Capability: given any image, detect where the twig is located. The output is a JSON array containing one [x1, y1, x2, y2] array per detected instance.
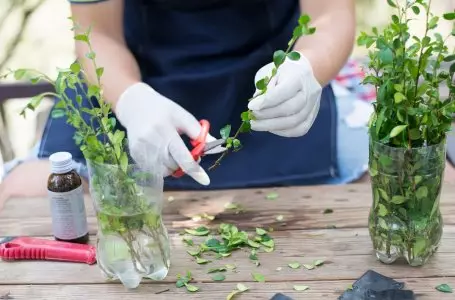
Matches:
[[155, 288, 170, 294], [0, 0, 47, 71]]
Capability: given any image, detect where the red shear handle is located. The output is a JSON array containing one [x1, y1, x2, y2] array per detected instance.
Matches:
[[0, 237, 96, 265], [172, 119, 210, 178]]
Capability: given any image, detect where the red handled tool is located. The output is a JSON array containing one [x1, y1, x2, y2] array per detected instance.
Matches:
[[0, 236, 96, 265], [172, 119, 226, 178]]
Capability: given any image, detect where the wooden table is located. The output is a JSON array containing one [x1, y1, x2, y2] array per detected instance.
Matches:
[[1, 183, 454, 299]]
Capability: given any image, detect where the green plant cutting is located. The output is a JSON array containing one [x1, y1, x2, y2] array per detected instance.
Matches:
[[1, 18, 170, 287], [357, 0, 455, 266], [208, 14, 316, 170]]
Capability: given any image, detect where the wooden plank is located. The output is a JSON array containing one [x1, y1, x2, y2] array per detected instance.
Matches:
[[2, 227, 455, 284], [2, 183, 455, 235], [0, 278, 454, 300]]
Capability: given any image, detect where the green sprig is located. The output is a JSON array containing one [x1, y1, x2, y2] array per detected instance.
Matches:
[[208, 14, 316, 170]]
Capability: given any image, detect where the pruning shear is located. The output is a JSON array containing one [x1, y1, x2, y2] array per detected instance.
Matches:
[[172, 119, 226, 178]]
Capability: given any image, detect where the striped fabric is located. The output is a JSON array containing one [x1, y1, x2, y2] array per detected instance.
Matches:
[[334, 59, 376, 103]]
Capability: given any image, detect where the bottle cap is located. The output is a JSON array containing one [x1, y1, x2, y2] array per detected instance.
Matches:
[[49, 152, 74, 174]]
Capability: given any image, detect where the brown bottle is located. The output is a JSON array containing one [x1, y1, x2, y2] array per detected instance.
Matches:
[[47, 152, 89, 244]]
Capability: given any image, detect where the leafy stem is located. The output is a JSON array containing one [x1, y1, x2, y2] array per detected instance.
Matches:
[[208, 14, 316, 170]]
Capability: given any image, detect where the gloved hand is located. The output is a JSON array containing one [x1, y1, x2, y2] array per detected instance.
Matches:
[[115, 82, 223, 185], [248, 52, 322, 137]]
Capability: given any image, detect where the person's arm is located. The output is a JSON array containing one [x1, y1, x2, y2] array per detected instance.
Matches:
[[295, 0, 356, 86], [70, 0, 140, 111]]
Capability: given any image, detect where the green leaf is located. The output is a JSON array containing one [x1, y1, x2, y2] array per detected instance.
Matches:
[[252, 272, 265, 282], [287, 51, 301, 61], [313, 259, 324, 266], [247, 240, 261, 248], [255, 78, 268, 90], [237, 283, 248, 292], [120, 152, 128, 172], [187, 249, 200, 256], [389, 125, 408, 138], [323, 208, 333, 214], [416, 186, 428, 200], [220, 125, 231, 139], [74, 34, 88, 42], [411, 6, 420, 14], [394, 92, 406, 103], [211, 273, 226, 281], [70, 62, 81, 73], [288, 262, 301, 269], [436, 283, 453, 293], [378, 188, 389, 201], [298, 15, 311, 25], [386, 0, 397, 8], [409, 129, 420, 140], [273, 50, 286, 67], [55, 99, 66, 109], [196, 257, 211, 265], [391, 195, 407, 204], [378, 48, 393, 64], [86, 51, 96, 59], [443, 12, 455, 20], [266, 192, 279, 200], [303, 264, 315, 270], [14, 69, 26, 80], [51, 109, 65, 118], [185, 284, 199, 292], [185, 227, 210, 236], [293, 285, 309, 291], [96, 67, 104, 78], [378, 204, 388, 217], [208, 267, 227, 273], [256, 228, 267, 236], [443, 54, 455, 62]]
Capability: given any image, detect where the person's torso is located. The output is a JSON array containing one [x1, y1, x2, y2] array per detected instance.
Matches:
[[121, 0, 339, 189]]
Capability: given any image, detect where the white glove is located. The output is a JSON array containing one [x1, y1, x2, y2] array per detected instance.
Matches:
[[247, 52, 322, 137], [115, 82, 223, 186]]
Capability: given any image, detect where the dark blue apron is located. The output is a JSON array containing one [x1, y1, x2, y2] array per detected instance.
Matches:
[[39, 0, 338, 190]]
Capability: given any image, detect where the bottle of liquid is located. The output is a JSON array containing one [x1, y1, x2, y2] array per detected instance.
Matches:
[[47, 152, 89, 244]]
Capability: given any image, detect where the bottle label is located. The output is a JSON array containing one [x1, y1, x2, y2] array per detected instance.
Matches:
[[47, 185, 88, 240]]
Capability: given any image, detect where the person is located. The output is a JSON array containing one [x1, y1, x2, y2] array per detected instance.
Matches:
[[2, 0, 454, 204]]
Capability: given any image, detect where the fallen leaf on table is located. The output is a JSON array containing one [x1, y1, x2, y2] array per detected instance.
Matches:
[[266, 192, 279, 200], [185, 284, 199, 292], [276, 215, 284, 221], [256, 228, 268, 235], [226, 283, 249, 300], [303, 264, 315, 270], [323, 208, 333, 214], [288, 262, 301, 269], [435, 283, 453, 293], [196, 257, 211, 264], [293, 285, 309, 291], [313, 259, 324, 266], [212, 273, 226, 281], [208, 267, 227, 273], [252, 272, 265, 282], [185, 226, 210, 236]]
